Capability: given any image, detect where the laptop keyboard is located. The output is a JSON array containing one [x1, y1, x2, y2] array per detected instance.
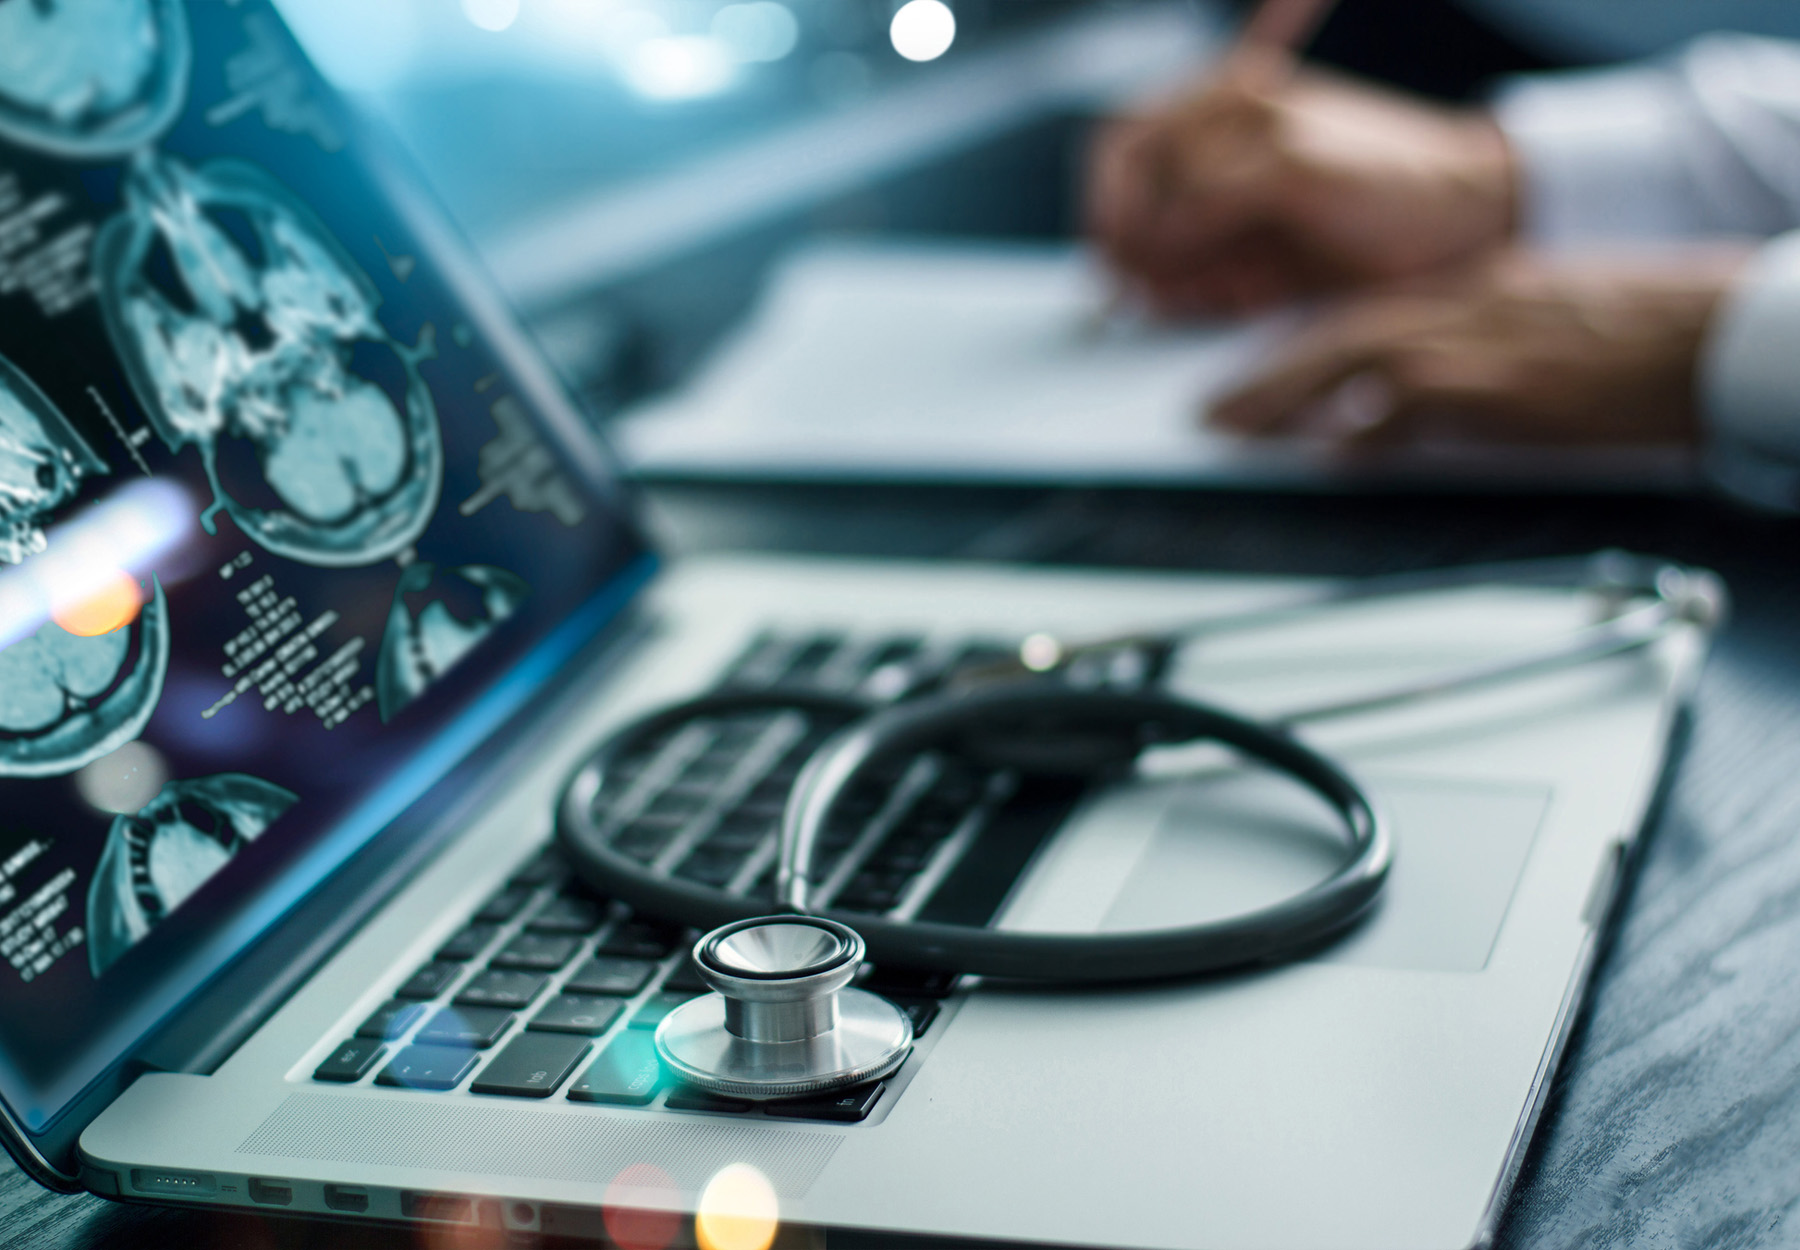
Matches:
[[311, 628, 1153, 1121]]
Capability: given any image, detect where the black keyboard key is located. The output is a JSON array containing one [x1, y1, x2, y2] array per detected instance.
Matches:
[[437, 924, 499, 962], [780, 634, 844, 684], [376, 1045, 479, 1091], [680, 752, 740, 785], [396, 962, 462, 1000], [665, 1091, 752, 1114], [745, 777, 795, 810], [718, 633, 787, 687], [707, 813, 776, 852], [564, 956, 656, 997], [314, 1039, 384, 1083], [661, 957, 710, 994], [835, 878, 903, 913], [528, 895, 607, 934], [455, 969, 549, 1009], [613, 820, 680, 863], [568, 1032, 663, 1105], [862, 637, 924, 671], [643, 789, 709, 822], [471, 1033, 590, 1098], [767, 1083, 885, 1123], [674, 848, 744, 887], [355, 1000, 427, 1041], [474, 887, 534, 924], [629, 991, 699, 1030], [530, 995, 625, 1036], [950, 642, 1017, 679], [890, 997, 940, 1037], [416, 1006, 515, 1049], [597, 921, 680, 960], [490, 933, 581, 972], [509, 849, 566, 888], [863, 967, 959, 998], [891, 804, 966, 843]]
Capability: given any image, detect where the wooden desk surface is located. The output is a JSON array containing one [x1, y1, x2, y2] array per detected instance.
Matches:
[[6, 483, 1798, 1249]]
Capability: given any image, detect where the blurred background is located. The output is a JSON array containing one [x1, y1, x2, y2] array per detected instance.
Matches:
[[270, 0, 1800, 430]]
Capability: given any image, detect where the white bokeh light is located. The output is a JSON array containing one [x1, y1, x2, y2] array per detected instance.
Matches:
[[695, 1162, 780, 1250], [711, 2, 800, 64], [76, 742, 170, 817], [598, 7, 671, 60], [626, 35, 735, 99], [462, 0, 521, 33], [889, 0, 955, 62]]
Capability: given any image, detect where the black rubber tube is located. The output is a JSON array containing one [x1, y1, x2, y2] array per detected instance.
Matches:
[[558, 683, 1391, 983]]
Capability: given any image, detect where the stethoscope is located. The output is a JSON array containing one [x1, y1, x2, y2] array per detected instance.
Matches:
[[556, 552, 1723, 1100]]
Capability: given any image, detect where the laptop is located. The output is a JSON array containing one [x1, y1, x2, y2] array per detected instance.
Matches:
[[0, 5, 1707, 1249]]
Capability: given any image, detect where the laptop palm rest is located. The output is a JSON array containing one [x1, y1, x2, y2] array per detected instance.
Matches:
[[1004, 772, 1550, 974]]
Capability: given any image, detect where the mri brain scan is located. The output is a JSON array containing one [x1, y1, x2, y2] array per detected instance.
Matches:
[[0, 580, 170, 779], [0, 353, 171, 779], [0, 0, 190, 157], [377, 561, 528, 722], [0, 351, 106, 567], [96, 154, 444, 568], [87, 773, 297, 974]]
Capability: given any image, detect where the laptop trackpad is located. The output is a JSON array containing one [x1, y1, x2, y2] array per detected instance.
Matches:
[[1002, 773, 1550, 973]]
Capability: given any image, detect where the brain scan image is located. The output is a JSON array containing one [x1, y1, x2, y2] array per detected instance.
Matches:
[[0, 0, 190, 157], [95, 153, 444, 568], [0, 354, 169, 779], [377, 561, 529, 722], [86, 773, 296, 975], [0, 579, 170, 779], [0, 351, 107, 567]]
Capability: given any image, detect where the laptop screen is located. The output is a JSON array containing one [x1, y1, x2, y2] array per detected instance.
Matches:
[[0, 1, 648, 1130]]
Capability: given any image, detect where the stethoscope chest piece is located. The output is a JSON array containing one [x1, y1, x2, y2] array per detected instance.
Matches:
[[655, 915, 914, 1099]]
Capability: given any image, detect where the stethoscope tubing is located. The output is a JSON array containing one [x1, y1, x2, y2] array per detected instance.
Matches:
[[554, 554, 1720, 984], [559, 685, 1391, 981], [778, 683, 1392, 980]]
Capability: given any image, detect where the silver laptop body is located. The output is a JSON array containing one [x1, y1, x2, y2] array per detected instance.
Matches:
[[71, 552, 1701, 1250], [0, 6, 1703, 1249]]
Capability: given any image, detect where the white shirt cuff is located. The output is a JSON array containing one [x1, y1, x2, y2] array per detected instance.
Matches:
[[1700, 231, 1800, 509], [1493, 67, 1712, 246]]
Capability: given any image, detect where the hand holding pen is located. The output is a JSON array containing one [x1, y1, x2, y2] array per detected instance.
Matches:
[[1084, 0, 1517, 318]]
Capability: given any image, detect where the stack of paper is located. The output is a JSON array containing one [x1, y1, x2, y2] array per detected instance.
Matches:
[[614, 239, 1695, 491]]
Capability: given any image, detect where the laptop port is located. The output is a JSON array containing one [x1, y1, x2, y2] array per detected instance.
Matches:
[[323, 1185, 370, 1213], [131, 1169, 217, 1196], [401, 1191, 474, 1223], [247, 1177, 293, 1206]]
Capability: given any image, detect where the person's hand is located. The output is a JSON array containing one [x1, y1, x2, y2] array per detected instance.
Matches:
[[1086, 53, 1518, 316], [1207, 249, 1752, 448]]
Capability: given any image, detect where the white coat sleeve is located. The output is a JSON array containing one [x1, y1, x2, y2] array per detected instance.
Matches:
[[1493, 35, 1800, 507]]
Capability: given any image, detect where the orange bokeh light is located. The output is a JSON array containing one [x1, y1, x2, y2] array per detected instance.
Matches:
[[695, 1163, 779, 1250], [52, 572, 143, 638]]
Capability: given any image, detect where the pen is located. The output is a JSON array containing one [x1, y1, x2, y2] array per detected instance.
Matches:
[[1089, 0, 1341, 332]]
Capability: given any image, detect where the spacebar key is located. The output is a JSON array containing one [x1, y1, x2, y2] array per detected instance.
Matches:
[[471, 1033, 590, 1098]]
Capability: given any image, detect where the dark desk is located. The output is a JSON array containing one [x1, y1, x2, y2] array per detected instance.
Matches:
[[7, 482, 1800, 1249]]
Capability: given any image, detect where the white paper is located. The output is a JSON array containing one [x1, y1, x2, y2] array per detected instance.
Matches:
[[614, 239, 1697, 490]]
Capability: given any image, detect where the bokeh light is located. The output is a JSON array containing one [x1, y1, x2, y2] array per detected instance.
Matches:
[[0, 479, 190, 653], [75, 741, 169, 816], [695, 1162, 780, 1250], [890, 0, 955, 62], [712, 2, 800, 63], [51, 570, 142, 638], [626, 35, 735, 99], [603, 1162, 683, 1250], [462, 0, 521, 33]]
